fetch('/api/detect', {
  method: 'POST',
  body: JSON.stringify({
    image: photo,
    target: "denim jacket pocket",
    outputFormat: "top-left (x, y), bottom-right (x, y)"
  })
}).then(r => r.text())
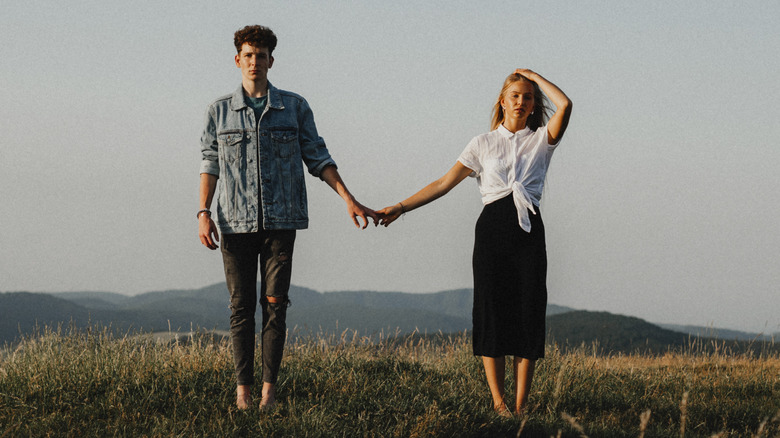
top-left (270, 128), bottom-right (297, 158)
top-left (218, 130), bottom-right (245, 164)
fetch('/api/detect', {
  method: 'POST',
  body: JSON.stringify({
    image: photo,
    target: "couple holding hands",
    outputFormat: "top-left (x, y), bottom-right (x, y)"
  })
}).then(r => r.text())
top-left (198, 25), bottom-right (572, 415)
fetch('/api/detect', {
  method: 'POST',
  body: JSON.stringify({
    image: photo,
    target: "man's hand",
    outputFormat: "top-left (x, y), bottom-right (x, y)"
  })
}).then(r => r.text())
top-left (347, 199), bottom-right (378, 229)
top-left (199, 214), bottom-right (220, 249)
top-left (198, 174), bottom-right (220, 249)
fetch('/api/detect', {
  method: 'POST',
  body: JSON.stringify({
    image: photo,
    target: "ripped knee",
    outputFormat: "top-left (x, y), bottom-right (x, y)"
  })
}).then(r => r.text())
top-left (264, 296), bottom-right (291, 307)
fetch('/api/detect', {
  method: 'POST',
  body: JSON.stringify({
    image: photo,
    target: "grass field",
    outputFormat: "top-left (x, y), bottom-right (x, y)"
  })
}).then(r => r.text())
top-left (1, 326), bottom-right (778, 437)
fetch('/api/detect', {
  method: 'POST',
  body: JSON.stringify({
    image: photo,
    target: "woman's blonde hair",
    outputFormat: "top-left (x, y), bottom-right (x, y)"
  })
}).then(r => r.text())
top-left (490, 73), bottom-right (551, 131)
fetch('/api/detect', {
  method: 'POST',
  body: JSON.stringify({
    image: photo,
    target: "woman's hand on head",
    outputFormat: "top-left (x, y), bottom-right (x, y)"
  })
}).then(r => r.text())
top-left (514, 69), bottom-right (537, 80)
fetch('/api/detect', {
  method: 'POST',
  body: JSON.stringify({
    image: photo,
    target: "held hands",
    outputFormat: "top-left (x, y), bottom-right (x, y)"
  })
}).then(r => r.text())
top-left (375, 203), bottom-right (404, 227)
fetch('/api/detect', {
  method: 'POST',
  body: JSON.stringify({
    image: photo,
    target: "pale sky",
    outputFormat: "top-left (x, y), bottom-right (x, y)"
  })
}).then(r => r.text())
top-left (1, 1), bottom-right (778, 333)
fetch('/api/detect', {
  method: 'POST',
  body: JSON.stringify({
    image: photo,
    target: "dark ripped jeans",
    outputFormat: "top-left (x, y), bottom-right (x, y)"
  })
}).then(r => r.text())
top-left (220, 230), bottom-right (296, 386)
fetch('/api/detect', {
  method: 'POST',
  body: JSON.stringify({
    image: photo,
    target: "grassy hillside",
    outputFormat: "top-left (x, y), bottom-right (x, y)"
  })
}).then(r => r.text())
top-left (1, 326), bottom-right (778, 437)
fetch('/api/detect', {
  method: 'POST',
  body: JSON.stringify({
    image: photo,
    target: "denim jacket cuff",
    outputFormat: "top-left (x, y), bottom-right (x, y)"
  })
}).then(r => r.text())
top-left (312, 159), bottom-right (337, 179)
top-left (199, 160), bottom-right (219, 176)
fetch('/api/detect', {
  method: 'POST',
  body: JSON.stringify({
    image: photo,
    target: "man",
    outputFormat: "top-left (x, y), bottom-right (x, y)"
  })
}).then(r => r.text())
top-left (198, 25), bottom-right (376, 410)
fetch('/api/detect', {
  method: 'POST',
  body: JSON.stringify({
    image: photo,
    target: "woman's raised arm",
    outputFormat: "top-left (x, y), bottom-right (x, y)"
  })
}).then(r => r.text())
top-left (515, 69), bottom-right (572, 145)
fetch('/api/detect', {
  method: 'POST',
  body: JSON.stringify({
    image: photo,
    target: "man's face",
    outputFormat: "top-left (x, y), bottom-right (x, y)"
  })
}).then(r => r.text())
top-left (235, 43), bottom-right (274, 84)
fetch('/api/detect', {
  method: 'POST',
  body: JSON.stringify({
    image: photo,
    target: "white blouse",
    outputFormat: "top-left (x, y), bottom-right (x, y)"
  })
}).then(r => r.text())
top-left (457, 124), bottom-right (558, 232)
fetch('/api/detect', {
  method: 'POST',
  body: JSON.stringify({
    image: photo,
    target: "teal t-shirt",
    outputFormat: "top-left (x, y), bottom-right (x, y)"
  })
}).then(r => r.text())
top-left (246, 95), bottom-right (268, 122)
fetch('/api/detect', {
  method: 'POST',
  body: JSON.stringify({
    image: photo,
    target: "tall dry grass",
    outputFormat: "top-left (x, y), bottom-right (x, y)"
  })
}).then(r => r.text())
top-left (1, 325), bottom-right (778, 437)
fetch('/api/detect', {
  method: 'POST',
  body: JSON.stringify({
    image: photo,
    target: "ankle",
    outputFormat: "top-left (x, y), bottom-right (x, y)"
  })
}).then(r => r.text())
top-left (237, 384), bottom-right (251, 396)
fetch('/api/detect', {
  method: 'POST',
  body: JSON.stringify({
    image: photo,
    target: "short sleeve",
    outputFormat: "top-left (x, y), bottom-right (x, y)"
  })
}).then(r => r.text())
top-left (457, 136), bottom-right (482, 177)
top-left (543, 125), bottom-right (561, 150)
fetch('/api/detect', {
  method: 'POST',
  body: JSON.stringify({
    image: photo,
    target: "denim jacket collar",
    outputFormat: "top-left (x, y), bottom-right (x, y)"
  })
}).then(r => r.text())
top-left (229, 82), bottom-right (286, 112)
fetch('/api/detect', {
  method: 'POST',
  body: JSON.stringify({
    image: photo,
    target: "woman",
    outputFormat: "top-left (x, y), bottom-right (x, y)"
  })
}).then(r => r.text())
top-left (377, 69), bottom-right (572, 415)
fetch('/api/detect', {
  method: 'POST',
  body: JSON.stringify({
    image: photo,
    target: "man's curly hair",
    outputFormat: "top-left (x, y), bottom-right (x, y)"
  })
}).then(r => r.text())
top-left (234, 25), bottom-right (277, 55)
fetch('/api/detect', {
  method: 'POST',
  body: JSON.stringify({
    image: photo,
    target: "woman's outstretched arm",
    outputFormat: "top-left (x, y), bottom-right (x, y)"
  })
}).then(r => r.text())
top-left (376, 161), bottom-right (473, 226)
top-left (515, 69), bottom-right (572, 145)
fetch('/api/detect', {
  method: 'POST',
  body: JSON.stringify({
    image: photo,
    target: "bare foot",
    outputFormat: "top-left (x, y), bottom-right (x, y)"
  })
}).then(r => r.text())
top-left (494, 403), bottom-right (512, 418)
top-left (236, 385), bottom-right (252, 410)
top-left (260, 383), bottom-right (277, 411)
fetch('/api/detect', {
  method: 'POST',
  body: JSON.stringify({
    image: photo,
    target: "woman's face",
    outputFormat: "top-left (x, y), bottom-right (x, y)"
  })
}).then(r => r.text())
top-left (501, 81), bottom-right (535, 124)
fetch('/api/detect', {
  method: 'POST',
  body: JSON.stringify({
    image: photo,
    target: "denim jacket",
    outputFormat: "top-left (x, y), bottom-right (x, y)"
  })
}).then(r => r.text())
top-left (200, 83), bottom-right (337, 233)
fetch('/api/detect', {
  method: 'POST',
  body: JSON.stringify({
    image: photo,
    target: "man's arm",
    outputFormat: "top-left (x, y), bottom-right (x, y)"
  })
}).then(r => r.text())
top-left (320, 165), bottom-right (378, 229)
top-left (198, 173), bottom-right (220, 249)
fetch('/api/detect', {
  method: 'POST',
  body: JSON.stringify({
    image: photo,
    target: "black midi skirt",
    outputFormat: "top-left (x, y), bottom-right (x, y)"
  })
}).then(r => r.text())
top-left (472, 194), bottom-right (547, 359)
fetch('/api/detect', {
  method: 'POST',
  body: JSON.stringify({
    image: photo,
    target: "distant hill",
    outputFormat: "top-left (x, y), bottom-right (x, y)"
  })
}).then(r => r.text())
top-left (294, 288), bottom-right (574, 319)
top-left (54, 291), bottom-right (132, 309)
top-left (289, 287), bottom-right (572, 334)
top-left (2, 285), bottom-right (776, 355)
top-left (0, 292), bottom-right (94, 339)
top-left (546, 311), bottom-right (780, 355)
top-left (36, 285), bottom-right (573, 336)
top-left (658, 323), bottom-right (776, 342)
top-left (0, 291), bottom-right (216, 344)
top-left (547, 311), bottom-right (689, 354)
top-left (1, 285), bottom-right (567, 344)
